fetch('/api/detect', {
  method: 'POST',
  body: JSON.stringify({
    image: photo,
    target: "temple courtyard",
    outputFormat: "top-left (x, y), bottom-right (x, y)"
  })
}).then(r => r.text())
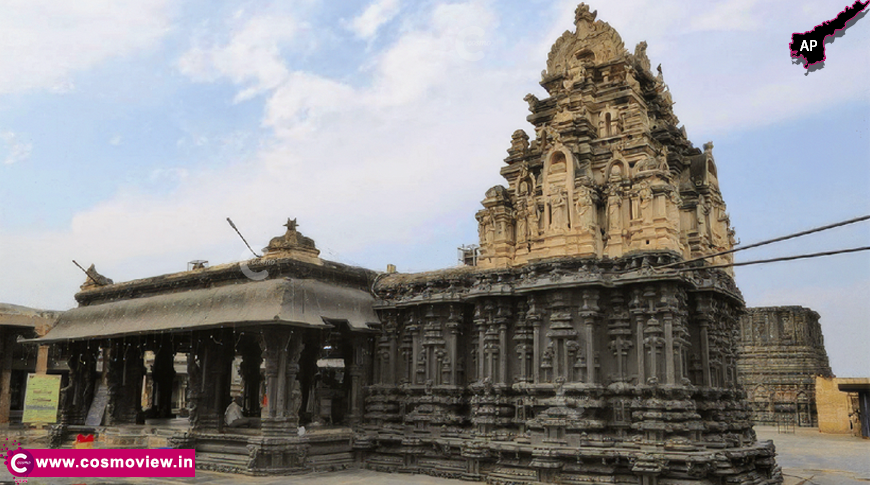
top-left (1, 427), bottom-right (866, 485)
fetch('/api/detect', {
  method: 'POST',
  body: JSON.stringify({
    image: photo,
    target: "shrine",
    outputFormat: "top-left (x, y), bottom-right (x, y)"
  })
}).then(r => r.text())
top-left (30, 222), bottom-right (380, 474)
top-left (357, 4), bottom-right (780, 484)
top-left (737, 306), bottom-right (833, 427)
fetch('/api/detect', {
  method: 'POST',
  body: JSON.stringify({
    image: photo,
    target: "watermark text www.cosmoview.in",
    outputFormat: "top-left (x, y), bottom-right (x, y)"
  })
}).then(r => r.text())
top-left (4, 448), bottom-right (195, 480)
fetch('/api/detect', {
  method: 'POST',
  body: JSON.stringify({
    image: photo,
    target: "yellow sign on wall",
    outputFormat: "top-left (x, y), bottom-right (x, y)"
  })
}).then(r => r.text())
top-left (22, 373), bottom-right (61, 424)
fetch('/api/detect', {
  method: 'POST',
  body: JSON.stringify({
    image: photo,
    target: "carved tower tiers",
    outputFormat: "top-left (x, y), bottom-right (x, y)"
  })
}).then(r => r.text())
top-left (362, 4), bottom-right (780, 485)
top-left (476, 4), bottom-right (733, 271)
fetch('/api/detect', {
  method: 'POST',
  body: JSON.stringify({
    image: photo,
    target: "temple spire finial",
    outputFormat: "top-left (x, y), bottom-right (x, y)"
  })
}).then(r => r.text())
top-left (575, 3), bottom-right (597, 26)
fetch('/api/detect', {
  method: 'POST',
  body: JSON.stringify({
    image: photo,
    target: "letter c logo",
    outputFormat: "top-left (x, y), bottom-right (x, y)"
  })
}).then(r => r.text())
top-left (7, 449), bottom-right (34, 477)
top-left (10, 453), bottom-right (27, 473)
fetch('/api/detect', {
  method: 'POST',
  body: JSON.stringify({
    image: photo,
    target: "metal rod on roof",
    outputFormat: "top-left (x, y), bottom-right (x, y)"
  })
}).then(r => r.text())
top-left (227, 217), bottom-right (261, 258)
top-left (72, 260), bottom-right (95, 284)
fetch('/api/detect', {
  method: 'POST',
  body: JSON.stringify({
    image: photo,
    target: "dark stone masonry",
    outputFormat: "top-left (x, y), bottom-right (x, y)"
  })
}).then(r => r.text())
top-left (738, 306), bottom-right (833, 427)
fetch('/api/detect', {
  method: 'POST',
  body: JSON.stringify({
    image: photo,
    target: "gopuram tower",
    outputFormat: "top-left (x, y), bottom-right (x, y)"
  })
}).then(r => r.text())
top-left (359, 4), bottom-right (782, 485)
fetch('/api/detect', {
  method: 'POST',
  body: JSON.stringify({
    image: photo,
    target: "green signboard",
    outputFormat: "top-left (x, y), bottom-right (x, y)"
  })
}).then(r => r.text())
top-left (22, 373), bottom-right (61, 424)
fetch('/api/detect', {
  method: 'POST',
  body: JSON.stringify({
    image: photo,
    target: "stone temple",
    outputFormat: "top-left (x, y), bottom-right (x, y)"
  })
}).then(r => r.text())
top-left (738, 306), bottom-right (833, 427)
top-left (25, 4), bottom-right (782, 485)
top-left (358, 4), bottom-right (779, 484)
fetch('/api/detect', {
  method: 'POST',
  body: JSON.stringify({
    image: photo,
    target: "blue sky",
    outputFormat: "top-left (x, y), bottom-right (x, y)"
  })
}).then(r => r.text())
top-left (0, 0), bottom-right (867, 376)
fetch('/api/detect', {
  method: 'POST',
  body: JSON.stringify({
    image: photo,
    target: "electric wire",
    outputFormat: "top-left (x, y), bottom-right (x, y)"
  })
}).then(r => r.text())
top-left (671, 246), bottom-right (870, 272)
top-left (656, 214), bottom-right (870, 269)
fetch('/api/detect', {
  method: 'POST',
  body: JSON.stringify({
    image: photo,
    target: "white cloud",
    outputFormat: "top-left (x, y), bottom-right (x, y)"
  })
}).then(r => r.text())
top-left (181, 0), bottom-right (499, 137)
top-left (1, 131), bottom-right (32, 165)
top-left (263, 72), bottom-right (355, 137)
top-left (178, 14), bottom-right (298, 102)
top-left (348, 0), bottom-right (402, 40)
top-left (363, 2), bottom-right (498, 106)
top-left (0, 0), bottom-right (173, 95)
top-left (109, 135), bottom-right (122, 146)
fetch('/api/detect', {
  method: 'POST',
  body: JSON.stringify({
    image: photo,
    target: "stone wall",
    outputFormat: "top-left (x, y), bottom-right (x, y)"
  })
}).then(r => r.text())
top-left (737, 307), bottom-right (833, 427)
top-left (815, 376), bottom-right (867, 436)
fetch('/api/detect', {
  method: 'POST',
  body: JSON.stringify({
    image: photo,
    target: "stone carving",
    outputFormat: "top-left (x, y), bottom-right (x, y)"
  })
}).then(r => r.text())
top-left (738, 307), bottom-right (832, 427)
top-left (80, 264), bottom-right (113, 290)
top-left (366, 251), bottom-right (779, 484)
top-left (262, 218), bottom-right (321, 263)
top-left (549, 188), bottom-right (568, 231)
top-left (573, 185), bottom-right (595, 231)
top-left (634, 41), bottom-right (651, 73)
top-left (515, 201), bottom-right (529, 244)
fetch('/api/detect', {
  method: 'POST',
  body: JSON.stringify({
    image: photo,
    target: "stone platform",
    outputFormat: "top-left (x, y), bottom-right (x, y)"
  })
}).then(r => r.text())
top-left (2, 428), bottom-right (868, 485)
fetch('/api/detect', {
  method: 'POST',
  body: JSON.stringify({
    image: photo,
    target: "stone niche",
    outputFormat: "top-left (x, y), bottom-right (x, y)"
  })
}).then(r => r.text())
top-left (356, 4), bottom-right (781, 485)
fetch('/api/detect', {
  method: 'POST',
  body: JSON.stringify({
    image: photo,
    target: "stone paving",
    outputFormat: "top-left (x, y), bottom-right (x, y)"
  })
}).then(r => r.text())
top-left (2, 426), bottom-right (867, 485)
top-left (754, 426), bottom-right (870, 485)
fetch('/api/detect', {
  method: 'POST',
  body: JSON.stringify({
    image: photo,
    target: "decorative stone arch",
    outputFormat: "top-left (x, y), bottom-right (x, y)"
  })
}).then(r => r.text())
top-left (574, 47), bottom-right (595, 63)
top-left (542, 146), bottom-right (577, 229)
top-left (516, 168), bottom-right (536, 197)
top-left (546, 150), bottom-right (569, 175)
top-left (605, 159), bottom-right (627, 181)
top-left (599, 107), bottom-right (621, 138)
top-left (543, 146), bottom-right (576, 184)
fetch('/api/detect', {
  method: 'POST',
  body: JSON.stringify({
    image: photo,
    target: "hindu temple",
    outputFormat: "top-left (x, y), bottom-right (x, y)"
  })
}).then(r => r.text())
top-left (27, 3), bottom-right (783, 484)
top-left (356, 4), bottom-right (779, 484)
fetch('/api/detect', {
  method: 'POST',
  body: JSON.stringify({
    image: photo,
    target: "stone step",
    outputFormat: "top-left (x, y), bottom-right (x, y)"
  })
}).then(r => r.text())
top-left (195, 452), bottom-right (250, 472)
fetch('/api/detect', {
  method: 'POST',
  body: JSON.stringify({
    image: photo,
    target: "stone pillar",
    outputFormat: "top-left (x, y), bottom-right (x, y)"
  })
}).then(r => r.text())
top-left (483, 300), bottom-right (499, 382)
top-left (546, 290), bottom-right (576, 383)
top-left (259, 327), bottom-right (304, 436)
top-left (347, 335), bottom-right (370, 425)
top-left (496, 301), bottom-right (509, 385)
top-left (387, 319), bottom-right (398, 385)
top-left (0, 331), bottom-right (14, 424)
top-left (527, 295), bottom-right (542, 384)
top-left (151, 341), bottom-right (176, 419)
top-left (376, 311), bottom-right (398, 385)
top-left (188, 331), bottom-right (233, 430)
top-left (474, 303), bottom-right (486, 382)
top-left (421, 305), bottom-right (444, 386)
top-left (579, 289), bottom-right (600, 384)
top-left (694, 296), bottom-right (714, 387)
top-left (105, 340), bottom-right (145, 425)
top-left (721, 304), bottom-right (738, 388)
top-left (186, 349), bottom-right (202, 429)
top-left (629, 289), bottom-right (646, 384)
top-left (406, 312), bottom-right (421, 385)
top-left (513, 301), bottom-right (533, 383)
top-left (59, 343), bottom-right (98, 426)
top-left (239, 337), bottom-right (263, 418)
top-left (607, 291), bottom-right (632, 384)
top-left (400, 317), bottom-right (413, 384)
top-left (447, 305), bottom-right (460, 386)
top-left (35, 345), bottom-right (50, 374)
